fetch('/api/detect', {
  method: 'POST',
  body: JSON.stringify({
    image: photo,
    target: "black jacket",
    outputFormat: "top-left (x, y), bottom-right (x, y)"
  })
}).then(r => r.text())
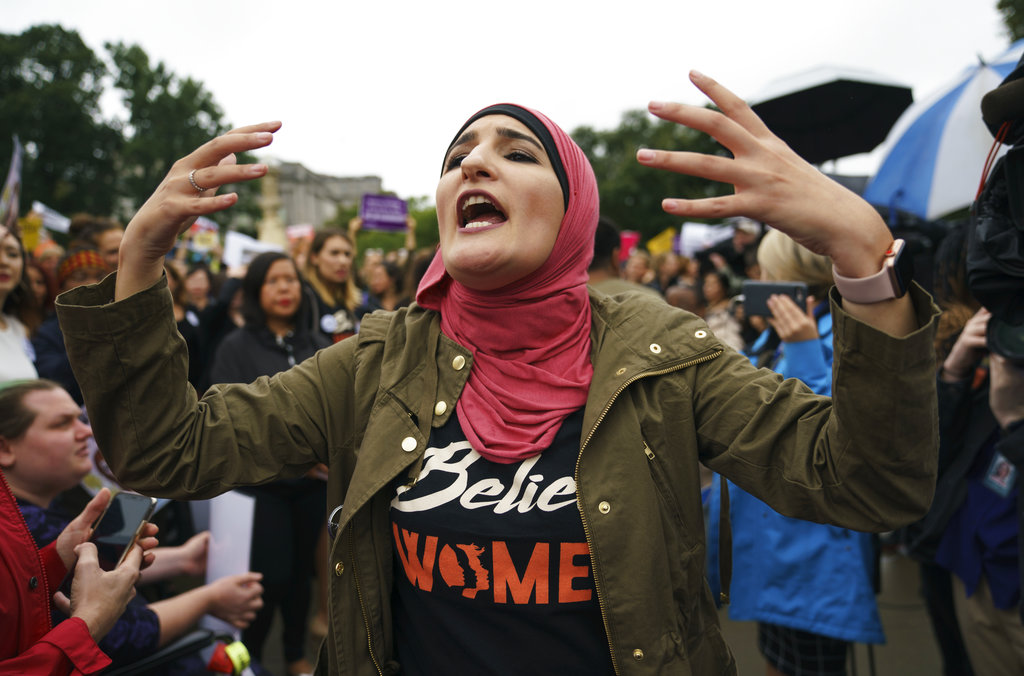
top-left (209, 322), bottom-right (330, 386)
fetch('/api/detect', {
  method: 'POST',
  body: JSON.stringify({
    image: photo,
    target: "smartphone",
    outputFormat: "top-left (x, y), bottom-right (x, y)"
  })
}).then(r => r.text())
top-left (741, 280), bottom-right (809, 317)
top-left (89, 492), bottom-right (158, 571)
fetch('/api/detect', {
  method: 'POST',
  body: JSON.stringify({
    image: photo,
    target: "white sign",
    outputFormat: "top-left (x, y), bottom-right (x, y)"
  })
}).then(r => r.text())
top-left (200, 490), bottom-right (256, 638)
top-left (222, 230), bottom-right (284, 267)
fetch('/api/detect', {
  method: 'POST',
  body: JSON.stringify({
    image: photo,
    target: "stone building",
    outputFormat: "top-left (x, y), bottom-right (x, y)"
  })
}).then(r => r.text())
top-left (275, 160), bottom-right (383, 227)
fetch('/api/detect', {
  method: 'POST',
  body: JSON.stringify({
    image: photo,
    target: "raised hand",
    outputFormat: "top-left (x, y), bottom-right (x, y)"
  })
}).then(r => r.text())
top-left (116, 121), bottom-right (282, 302)
top-left (941, 307), bottom-right (991, 382)
top-left (768, 294), bottom-right (820, 344)
top-left (636, 71), bottom-right (891, 280)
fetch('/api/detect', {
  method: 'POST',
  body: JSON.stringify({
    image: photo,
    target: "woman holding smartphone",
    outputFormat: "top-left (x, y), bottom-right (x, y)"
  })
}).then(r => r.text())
top-left (0, 379), bottom-right (147, 674)
top-left (0, 379), bottom-right (264, 675)
top-left (708, 229), bottom-right (884, 676)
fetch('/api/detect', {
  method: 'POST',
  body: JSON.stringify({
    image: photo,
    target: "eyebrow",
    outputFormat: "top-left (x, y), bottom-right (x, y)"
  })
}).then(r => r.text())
top-left (497, 127), bottom-right (543, 151)
top-left (448, 127), bottom-right (545, 155)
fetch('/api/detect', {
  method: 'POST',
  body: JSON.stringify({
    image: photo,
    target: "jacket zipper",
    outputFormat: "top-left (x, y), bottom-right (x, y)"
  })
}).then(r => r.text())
top-left (350, 526), bottom-right (384, 676)
top-left (575, 350), bottom-right (722, 674)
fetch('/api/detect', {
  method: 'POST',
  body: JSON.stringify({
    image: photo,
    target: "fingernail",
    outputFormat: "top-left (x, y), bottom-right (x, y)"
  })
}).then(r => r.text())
top-left (249, 164), bottom-right (267, 174)
top-left (256, 132), bottom-right (273, 142)
top-left (663, 199), bottom-right (679, 211)
top-left (648, 101), bottom-right (665, 111)
top-left (637, 149), bottom-right (655, 162)
top-left (690, 70), bottom-right (706, 83)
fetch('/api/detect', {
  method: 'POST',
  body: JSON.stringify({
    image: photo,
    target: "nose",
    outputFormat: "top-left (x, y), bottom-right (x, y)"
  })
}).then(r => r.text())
top-left (75, 419), bottom-right (93, 440)
top-left (460, 145), bottom-right (493, 180)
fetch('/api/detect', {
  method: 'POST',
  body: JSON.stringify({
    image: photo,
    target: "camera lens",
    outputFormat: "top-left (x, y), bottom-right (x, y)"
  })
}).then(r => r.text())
top-left (988, 316), bottom-right (1024, 367)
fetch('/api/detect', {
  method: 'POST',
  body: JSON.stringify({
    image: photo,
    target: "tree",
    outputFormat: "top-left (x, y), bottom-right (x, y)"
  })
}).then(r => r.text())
top-left (105, 41), bottom-right (260, 225)
top-left (572, 109), bottom-right (731, 242)
top-left (0, 25), bottom-right (122, 217)
top-left (999, 0), bottom-right (1024, 40)
top-left (0, 25), bottom-right (258, 230)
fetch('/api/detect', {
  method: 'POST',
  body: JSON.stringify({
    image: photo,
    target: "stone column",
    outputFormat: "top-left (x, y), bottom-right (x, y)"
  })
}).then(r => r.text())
top-left (257, 163), bottom-right (288, 248)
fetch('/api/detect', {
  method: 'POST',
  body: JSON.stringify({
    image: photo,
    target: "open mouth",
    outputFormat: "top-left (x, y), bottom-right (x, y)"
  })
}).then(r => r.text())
top-left (459, 193), bottom-right (507, 229)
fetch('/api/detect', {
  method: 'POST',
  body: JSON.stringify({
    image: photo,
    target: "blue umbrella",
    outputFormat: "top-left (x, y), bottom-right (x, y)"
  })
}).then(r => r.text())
top-left (863, 39), bottom-right (1024, 221)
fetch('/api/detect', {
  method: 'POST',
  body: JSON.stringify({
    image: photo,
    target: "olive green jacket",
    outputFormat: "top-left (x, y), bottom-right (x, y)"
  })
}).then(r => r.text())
top-left (57, 276), bottom-right (940, 676)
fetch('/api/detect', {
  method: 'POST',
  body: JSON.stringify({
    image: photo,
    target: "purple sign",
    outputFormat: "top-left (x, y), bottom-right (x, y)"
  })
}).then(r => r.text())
top-left (359, 194), bottom-right (408, 232)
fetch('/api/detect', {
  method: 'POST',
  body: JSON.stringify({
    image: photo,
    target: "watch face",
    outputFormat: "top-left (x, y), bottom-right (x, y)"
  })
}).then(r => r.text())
top-left (884, 239), bottom-right (914, 296)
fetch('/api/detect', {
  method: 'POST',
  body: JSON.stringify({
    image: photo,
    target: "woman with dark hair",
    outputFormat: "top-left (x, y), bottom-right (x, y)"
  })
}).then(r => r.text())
top-left (303, 228), bottom-right (361, 342)
top-left (24, 261), bottom-right (56, 319)
top-left (0, 225), bottom-right (40, 382)
top-left (164, 262), bottom-right (204, 390)
top-left (184, 261), bottom-right (216, 312)
top-left (209, 250), bottom-right (330, 676)
top-left (701, 268), bottom-right (744, 351)
top-left (356, 260), bottom-right (410, 320)
top-left (60, 73), bottom-right (943, 674)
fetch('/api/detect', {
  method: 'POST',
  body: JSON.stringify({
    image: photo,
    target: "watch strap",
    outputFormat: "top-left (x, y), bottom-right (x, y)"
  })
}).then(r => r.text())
top-left (832, 240), bottom-right (904, 304)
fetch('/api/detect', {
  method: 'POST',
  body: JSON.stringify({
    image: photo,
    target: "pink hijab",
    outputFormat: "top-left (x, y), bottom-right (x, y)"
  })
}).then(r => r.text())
top-left (416, 104), bottom-right (600, 464)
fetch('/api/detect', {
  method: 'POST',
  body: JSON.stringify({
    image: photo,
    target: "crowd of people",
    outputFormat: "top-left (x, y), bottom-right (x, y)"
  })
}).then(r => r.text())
top-left (0, 211), bottom-right (433, 675)
top-left (0, 68), bottom-right (1021, 676)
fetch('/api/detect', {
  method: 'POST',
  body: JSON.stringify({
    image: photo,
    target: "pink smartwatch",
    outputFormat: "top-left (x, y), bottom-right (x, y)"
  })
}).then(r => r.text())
top-left (832, 239), bottom-right (913, 303)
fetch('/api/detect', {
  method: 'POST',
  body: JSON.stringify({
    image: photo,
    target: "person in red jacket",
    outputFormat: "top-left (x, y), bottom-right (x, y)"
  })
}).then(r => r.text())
top-left (0, 380), bottom-right (153, 675)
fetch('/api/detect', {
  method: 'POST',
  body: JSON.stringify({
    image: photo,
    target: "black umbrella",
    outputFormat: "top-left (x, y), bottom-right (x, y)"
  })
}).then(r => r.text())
top-left (750, 66), bottom-right (913, 165)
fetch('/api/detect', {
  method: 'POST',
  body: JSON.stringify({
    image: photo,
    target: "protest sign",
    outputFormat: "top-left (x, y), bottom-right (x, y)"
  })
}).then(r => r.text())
top-left (359, 194), bottom-right (407, 232)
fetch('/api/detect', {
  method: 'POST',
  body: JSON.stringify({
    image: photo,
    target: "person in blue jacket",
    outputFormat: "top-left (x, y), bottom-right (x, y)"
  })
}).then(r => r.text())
top-left (708, 228), bottom-right (884, 676)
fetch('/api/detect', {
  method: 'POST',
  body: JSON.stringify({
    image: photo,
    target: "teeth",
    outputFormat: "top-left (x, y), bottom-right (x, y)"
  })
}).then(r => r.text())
top-left (460, 193), bottom-right (504, 228)
top-left (464, 195), bottom-right (493, 208)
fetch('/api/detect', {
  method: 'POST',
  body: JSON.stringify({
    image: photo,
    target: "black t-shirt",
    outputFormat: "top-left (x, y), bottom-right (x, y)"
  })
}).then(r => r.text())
top-left (390, 408), bottom-right (613, 675)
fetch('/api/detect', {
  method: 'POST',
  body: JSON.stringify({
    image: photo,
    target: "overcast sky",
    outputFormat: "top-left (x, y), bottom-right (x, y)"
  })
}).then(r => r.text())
top-left (4, 0), bottom-right (1014, 203)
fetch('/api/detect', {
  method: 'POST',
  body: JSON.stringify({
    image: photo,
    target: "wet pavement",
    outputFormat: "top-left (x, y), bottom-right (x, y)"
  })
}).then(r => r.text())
top-left (720, 550), bottom-right (944, 675)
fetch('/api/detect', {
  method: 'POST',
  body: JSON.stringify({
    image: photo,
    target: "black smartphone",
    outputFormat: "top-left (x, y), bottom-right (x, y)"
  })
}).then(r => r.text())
top-left (741, 280), bottom-right (809, 317)
top-left (89, 492), bottom-right (158, 571)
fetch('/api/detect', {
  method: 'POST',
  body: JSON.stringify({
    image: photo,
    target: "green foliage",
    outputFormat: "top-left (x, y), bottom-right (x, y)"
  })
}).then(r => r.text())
top-left (104, 41), bottom-right (260, 224)
top-left (324, 196), bottom-right (438, 266)
top-left (0, 24), bottom-right (122, 216)
top-left (572, 108), bottom-right (732, 242)
top-left (999, 0), bottom-right (1024, 40)
top-left (0, 24), bottom-right (263, 231)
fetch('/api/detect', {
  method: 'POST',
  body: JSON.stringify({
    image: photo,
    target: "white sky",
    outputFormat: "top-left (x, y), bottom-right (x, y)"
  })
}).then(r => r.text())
top-left (3, 0), bottom-right (1014, 203)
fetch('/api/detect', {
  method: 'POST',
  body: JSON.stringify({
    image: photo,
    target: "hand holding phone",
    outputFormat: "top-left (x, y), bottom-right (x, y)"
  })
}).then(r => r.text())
top-left (741, 280), bottom-right (809, 317)
top-left (89, 492), bottom-right (158, 571)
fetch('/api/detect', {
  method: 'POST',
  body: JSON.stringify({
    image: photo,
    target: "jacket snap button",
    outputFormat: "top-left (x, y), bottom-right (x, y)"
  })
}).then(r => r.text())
top-left (632, 648), bottom-right (644, 661)
top-left (615, 367), bottom-right (626, 376)
top-left (401, 437), bottom-right (417, 452)
top-left (452, 355), bottom-right (466, 371)
top-left (28, 576), bottom-right (38, 590)
top-left (434, 401), bottom-right (447, 416)
top-left (649, 343), bottom-right (662, 354)
top-left (334, 561), bottom-right (344, 576)
top-left (695, 329), bottom-right (707, 338)
top-left (598, 501), bottom-right (611, 514)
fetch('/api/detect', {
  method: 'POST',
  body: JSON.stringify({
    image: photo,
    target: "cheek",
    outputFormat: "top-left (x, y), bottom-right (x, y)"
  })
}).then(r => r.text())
top-left (435, 180), bottom-right (458, 232)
